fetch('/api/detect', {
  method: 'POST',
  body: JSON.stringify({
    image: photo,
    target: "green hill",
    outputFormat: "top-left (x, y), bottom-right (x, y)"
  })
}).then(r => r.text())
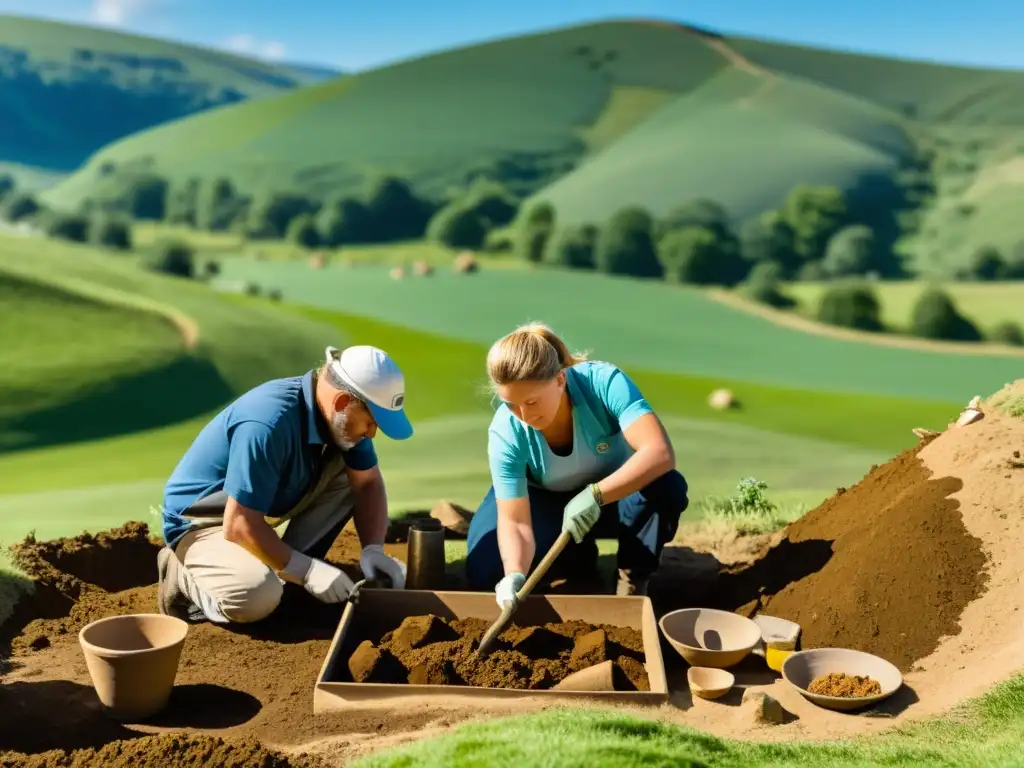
top-left (40, 19), bottom-right (728, 209)
top-left (0, 13), bottom-right (314, 175)
top-left (0, 232), bottom-right (339, 452)
top-left (37, 18), bottom-right (1024, 277)
top-left (526, 66), bottom-right (913, 226)
top-left (211, 257), bottom-right (1024, 403)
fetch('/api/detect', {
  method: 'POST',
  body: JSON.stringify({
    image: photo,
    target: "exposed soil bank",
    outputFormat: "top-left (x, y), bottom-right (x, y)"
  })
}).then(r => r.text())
top-left (713, 444), bottom-right (989, 672)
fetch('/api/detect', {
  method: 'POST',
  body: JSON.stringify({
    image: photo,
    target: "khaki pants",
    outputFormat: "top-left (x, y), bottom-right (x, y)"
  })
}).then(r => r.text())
top-left (170, 463), bottom-right (354, 623)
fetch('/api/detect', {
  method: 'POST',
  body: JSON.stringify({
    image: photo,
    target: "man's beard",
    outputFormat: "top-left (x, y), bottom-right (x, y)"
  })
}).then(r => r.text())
top-left (329, 406), bottom-right (358, 450)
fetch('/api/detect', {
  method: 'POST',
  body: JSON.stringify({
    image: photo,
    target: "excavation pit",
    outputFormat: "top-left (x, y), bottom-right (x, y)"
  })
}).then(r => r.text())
top-left (314, 589), bottom-right (669, 710)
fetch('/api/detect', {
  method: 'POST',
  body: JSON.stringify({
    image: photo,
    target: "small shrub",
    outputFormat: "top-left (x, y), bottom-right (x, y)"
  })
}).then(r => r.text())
top-left (698, 478), bottom-right (804, 535)
top-left (989, 321), bottom-right (1024, 346)
top-left (594, 206), bottom-right (661, 278)
top-left (817, 283), bottom-right (883, 332)
top-left (91, 217), bottom-right (133, 250)
top-left (43, 213), bottom-right (90, 243)
top-left (287, 214), bottom-right (320, 249)
top-left (909, 287), bottom-right (982, 341)
top-left (967, 246), bottom-right (1006, 281)
top-left (145, 238), bottom-right (195, 279)
top-left (267, 288), bottom-right (283, 302)
top-left (743, 261), bottom-right (795, 308)
top-left (202, 260), bottom-right (221, 279)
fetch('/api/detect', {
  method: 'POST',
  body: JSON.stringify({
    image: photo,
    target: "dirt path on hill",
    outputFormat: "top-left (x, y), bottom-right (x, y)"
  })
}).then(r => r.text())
top-left (705, 287), bottom-right (1024, 358)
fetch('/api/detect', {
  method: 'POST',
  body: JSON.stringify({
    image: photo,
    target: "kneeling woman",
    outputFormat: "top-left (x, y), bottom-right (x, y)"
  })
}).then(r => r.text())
top-left (465, 323), bottom-right (689, 606)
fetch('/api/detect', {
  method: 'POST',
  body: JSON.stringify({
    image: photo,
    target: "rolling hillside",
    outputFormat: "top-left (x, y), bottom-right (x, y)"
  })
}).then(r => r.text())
top-left (0, 232), bottom-right (340, 452)
top-left (38, 19), bottom-right (1024, 275)
top-left (0, 13), bottom-right (318, 175)
top-left (211, 257), bottom-right (1024, 403)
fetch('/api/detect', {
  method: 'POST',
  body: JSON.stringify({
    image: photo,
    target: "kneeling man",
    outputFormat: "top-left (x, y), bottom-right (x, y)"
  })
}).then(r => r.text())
top-left (156, 344), bottom-right (412, 624)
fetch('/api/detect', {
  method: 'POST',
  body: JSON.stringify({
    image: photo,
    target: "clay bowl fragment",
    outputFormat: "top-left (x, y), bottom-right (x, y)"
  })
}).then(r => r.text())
top-left (658, 608), bottom-right (761, 669)
top-left (687, 666), bottom-right (735, 700)
top-left (782, 648), bottom-right (903, 712)
top-left (553, 660), bottom-right (616, 692)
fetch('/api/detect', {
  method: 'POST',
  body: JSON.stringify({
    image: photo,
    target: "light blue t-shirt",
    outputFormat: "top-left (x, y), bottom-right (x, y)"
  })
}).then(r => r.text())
top-left (488, 361), bottom-right (654, 500)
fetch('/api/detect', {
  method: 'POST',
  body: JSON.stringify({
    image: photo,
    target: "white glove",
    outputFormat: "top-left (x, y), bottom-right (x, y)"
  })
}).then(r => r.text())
top-left (360, 544), bottom-right (407, 589)
top-left (280, 550), bottom-right (354, 603)
top-left (495, 572), bottom-right (525, 608)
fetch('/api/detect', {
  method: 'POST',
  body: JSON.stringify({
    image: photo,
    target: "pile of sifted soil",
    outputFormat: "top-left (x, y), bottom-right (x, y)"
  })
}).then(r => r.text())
top-left (713, 443), bottom-right (989, 672)
top-left (808, 673), bottom-right (882, 699)
top-left (0, 521), bottom-right (436, 766)
top-left (346, 614), bottom-right (649, 690)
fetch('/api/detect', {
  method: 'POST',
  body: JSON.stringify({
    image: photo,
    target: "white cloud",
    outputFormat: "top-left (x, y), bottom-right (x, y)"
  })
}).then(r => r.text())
top-left (90, 0), bottom-right (151, 26)
top-left (223, 33), bottom-right (288, 62)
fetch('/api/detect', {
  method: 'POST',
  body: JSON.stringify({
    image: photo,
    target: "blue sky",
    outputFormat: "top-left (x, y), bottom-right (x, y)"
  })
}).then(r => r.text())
top-left (0, 0), bottom-right (1021, 72)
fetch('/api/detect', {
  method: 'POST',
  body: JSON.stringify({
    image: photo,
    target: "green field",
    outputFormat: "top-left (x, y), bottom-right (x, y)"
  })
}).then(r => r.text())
top-left (0, 13), bottom-right (321, 174)
top-left (785, 279), bottom-right (1024, 333)
top-left (34, 18), bottom-right (1024, 279)
top-left (212, 256), bottom-right (1023, 402)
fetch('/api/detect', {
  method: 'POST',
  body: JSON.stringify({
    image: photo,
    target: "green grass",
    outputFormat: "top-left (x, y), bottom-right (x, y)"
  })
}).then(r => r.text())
top-left (0, 231), bottom-right (340, 451)
top-left (0, 13), bottom-right (312, 173)
top-left (355, 675), bottom-right (1024, 767)
top-left (784, 280), bottom-right (1024, 335)
top-left (212, 257), bottom-right (1024, 402)
top-left (0, 271), bottom-right (184, 427)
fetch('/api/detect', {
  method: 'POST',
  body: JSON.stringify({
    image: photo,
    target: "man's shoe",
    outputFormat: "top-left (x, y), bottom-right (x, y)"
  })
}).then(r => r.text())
top-left (615, 569), bottom-right (649, 597)
top-left (157, 547), bottom-right (203, 622)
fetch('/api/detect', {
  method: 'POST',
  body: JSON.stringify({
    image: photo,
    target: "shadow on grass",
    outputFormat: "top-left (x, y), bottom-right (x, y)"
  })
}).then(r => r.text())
top-left (0, 353), bottom-right (234, 454)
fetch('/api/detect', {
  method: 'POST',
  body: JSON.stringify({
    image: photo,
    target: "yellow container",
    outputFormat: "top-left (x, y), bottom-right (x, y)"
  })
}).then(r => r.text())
top-left (764, 633), bottom-right (799, 673)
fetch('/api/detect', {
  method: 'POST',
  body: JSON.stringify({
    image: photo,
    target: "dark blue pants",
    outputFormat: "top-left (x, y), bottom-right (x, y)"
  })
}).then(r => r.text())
top-left (464, 470), bottom-right (688, 591)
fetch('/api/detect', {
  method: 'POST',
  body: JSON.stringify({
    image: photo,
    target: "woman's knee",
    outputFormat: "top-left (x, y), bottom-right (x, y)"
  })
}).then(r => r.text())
top-left (648, 469), bottom-right (689, 512)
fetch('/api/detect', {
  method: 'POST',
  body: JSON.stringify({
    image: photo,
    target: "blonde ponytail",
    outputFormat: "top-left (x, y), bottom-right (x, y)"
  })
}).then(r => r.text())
top-left (486, 322), bottom-right (588, 388)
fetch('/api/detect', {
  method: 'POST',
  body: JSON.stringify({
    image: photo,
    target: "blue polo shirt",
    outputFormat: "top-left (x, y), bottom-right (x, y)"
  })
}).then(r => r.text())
top-left (488, 361), bottom-right (654, 500)
top-left (160, 370), bottom-right (377, 547)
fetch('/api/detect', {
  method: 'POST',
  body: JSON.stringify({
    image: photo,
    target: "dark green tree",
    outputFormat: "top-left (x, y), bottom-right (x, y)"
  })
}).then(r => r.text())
top-left (145, 239), bottom-right (195, 279)
top-left (318, 198), bottom-right (372, 246)
top-left (90, 216), bottom-right (133, 251)
top-left (363, 176), bottom-right (431, 241)
top-left (817, 283), bottom-right (884, 332)
top-left (780, 185), bottom-right (848, 262)
top-left (287, 214), bottom-right (320, 249)
top-left (547, 224), bottom-right (598, 269)
top-left (909, 288), bottom-right (982, 341)
top-left (822, 225), bottom-right (877, 278)
top-left (594, 207), bottom-right (661, 278)
top-left (1, 193), bottom-right (40, 223)
top-left (967, 246), bottom-right (1006, 281)
top-left (517, 202), bottom-right (556, 264)
top-left (989, 321), bottom-right (1024, 346)
top-left (742, 260), bottom-right (795, 308)
top-left (427, 204), bottom-right (487, 249)
top-left (127, 175), bottom-right (168, 220)
top-left (739, 212), bottom-right (798, 274)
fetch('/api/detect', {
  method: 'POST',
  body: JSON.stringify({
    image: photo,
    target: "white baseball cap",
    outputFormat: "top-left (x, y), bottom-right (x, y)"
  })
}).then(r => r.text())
top-left (324, 345), bottom-right (412, 440)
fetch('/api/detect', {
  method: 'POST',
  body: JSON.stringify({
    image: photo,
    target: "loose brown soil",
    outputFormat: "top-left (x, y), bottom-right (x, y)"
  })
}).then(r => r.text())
top-left (807, 673), bottom-right (882, 699)
top-left (344, 614), bottom-right (648, 690)
top-left (0, 522), bottom-right (438, 766)
top-left (711, 443), bottom-right (989, 672)
top-left (3, 392), bottom-right (1024, 758)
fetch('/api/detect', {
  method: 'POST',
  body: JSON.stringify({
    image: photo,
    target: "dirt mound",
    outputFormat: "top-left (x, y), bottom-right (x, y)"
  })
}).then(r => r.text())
top-left (345, 614), bottom-right (649, 690)
top-left (713, 443), bottom-right (989, 672)
top-left (1, 521), bottom-right (448, 764)
top-left (2, 523), bottom-right (162, 655)
top-left (0, 733), bottom-right (320, 768)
